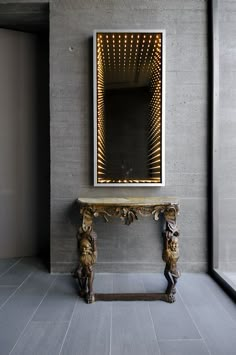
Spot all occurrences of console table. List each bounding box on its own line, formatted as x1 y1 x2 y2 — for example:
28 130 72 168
73 197 180 304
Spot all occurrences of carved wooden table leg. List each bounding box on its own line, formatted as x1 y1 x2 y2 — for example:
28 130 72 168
73 207 97 304
162 206 180 303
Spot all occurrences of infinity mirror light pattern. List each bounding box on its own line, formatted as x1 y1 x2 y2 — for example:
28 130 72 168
94 31 165 186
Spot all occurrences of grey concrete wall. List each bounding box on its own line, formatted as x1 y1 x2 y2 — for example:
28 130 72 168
218 0 236 271
0 29 38 257
49 0 208 273
0 0 208 272
0 2 50 262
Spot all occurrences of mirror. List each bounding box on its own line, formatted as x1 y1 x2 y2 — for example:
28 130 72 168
94 30 165 186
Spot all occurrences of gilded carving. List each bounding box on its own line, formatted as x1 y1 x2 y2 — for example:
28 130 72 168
162 206 180 302
73 227 97 304
80 207 94 232
80 204 179 227
120 208 138 225
75 198 180 304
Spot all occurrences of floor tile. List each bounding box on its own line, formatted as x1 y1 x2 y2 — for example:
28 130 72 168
60 300 111 355
111 301 160 355
0 257 43 286
197 273 236 321
0 270 55 355
0 258 235 355
10 321 68 355
0 286 17 307
93 273 113 293
112 273 145 293
179 274 236 355
142 273 167 293
159 339 209 355
149 292 201 340
33 275 77 322
0 258 20 275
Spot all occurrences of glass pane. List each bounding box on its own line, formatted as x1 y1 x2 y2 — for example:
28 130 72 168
218 0 236 290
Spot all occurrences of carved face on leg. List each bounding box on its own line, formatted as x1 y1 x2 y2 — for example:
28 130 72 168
80 238 92 255
169 236 179 253
164 206 177 223
80 238 96 266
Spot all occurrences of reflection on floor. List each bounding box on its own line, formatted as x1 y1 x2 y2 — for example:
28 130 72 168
222 272 236 291
0 257 235 355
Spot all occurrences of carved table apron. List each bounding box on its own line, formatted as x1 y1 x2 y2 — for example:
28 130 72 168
73 197 180 304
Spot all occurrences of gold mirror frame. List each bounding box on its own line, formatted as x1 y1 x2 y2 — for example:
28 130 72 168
94 30 165 186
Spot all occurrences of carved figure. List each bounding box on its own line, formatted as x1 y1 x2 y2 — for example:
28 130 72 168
162 206 180 302
74 228 97 303
162 234 180 302
75 199 180 304
164 206 179 235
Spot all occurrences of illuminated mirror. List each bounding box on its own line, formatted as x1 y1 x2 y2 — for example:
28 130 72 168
94 30 165 186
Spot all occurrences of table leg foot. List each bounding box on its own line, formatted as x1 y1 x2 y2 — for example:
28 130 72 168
165 293 176 303
86 293 95 304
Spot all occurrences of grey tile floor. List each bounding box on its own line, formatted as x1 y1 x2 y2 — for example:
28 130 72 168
0 257 235 355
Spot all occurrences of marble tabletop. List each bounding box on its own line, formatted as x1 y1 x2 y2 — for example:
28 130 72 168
78 197 179 206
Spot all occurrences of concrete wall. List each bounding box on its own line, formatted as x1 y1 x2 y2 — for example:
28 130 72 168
219 0 236 271
0 29 38 257
0 3 50 260
0 0 208 273
49 0 208 273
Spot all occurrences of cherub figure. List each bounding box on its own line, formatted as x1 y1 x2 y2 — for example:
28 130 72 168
162 234 180 302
